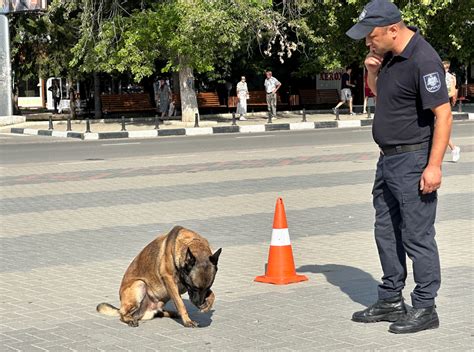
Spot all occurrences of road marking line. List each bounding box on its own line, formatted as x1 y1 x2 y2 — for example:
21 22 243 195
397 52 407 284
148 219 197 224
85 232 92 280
455 136 474 141
0 133 29 137
150 154 197 159
237 149 277 154
313 144 354 149
58 160 105 165
235 135 275 139
101 142 141 146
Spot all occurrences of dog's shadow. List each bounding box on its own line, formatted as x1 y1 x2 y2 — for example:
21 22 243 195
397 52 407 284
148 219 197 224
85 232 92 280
298 264 380 307
164 300 214 328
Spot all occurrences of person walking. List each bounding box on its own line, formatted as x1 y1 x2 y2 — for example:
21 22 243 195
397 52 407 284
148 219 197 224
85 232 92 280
443 60 461 162
264 71 281 121
236 76 249 121
333 67 356 119
346 0 452 334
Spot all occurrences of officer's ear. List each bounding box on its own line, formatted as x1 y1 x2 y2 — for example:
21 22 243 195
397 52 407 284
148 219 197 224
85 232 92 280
387 23 401 39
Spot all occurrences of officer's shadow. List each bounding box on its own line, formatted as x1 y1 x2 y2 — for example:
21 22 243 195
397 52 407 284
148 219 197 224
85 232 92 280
298 264 380 307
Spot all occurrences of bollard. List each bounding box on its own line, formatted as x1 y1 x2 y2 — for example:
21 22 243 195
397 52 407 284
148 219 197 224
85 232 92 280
302 108 307 122
48 115 54 130
154 114 160 129
267 112 272 124
121 116 126 131
194 113 199 127
367 106 371 119
67 115 72 131
335 109 340 121
232 112 236 126
85 118 91 133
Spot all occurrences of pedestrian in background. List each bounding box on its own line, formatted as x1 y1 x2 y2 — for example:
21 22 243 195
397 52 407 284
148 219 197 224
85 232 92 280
333 67 356 119
236 76 249 121
48 79 61 114
264 71 281 121
347 0 452 334
362 71 376 115
158 79 172 119
443 60 461 162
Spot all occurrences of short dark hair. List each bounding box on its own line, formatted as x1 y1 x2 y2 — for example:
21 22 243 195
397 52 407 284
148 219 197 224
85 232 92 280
346 66 352 71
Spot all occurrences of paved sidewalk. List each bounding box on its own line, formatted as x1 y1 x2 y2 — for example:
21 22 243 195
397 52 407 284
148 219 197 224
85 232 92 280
1 134 473 351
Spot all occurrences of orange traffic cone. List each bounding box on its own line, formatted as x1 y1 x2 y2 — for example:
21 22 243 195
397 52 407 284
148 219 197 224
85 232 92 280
255 197 308 285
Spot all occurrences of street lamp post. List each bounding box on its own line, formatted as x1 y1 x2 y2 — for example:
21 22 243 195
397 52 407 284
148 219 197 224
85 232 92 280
0 14 13 117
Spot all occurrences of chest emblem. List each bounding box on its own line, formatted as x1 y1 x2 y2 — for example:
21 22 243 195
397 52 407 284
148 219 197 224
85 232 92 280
423 72 441 93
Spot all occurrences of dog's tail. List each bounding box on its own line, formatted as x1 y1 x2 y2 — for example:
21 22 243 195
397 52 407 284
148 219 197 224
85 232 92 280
96 302 120 316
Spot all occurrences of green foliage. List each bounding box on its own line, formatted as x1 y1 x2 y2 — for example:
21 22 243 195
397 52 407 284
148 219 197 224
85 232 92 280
9 0 81 83
7 0 472 86
297 0 471 75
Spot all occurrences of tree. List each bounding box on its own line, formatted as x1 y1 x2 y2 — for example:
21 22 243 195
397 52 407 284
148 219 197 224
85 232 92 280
71 0 309 122
297 0 471 76
9 0 82 116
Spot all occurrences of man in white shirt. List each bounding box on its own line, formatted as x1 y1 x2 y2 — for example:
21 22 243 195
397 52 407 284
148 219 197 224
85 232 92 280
264 71 281 121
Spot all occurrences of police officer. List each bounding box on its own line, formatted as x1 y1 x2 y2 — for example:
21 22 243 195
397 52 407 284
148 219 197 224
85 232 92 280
346 0 452 334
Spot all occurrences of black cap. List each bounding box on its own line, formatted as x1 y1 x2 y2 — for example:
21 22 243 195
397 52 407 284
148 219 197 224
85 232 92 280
346 0 402 40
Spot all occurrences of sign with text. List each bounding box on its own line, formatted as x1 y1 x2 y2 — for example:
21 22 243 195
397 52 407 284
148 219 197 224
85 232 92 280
316 70 344 91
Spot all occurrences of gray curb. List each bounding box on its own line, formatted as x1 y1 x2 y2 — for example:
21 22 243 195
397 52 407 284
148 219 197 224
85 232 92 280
9 113 473 140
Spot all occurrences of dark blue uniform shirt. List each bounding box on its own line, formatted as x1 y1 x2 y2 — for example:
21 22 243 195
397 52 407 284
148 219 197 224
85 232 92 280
373 27 449 147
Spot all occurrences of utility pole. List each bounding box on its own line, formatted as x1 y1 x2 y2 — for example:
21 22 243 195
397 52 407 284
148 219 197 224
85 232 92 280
0 14 13 117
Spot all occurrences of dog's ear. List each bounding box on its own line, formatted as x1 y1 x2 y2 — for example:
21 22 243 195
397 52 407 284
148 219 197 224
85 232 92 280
209 248 222 266
184 248 196 271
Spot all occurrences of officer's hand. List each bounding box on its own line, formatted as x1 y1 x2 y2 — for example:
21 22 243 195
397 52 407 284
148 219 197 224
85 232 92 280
365 52 383 74
419 164 442 194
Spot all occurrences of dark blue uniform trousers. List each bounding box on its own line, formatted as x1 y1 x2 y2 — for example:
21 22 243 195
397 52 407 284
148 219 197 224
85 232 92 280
372 147 440 308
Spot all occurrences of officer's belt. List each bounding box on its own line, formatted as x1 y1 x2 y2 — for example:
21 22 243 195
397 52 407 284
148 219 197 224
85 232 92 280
380 142 430 156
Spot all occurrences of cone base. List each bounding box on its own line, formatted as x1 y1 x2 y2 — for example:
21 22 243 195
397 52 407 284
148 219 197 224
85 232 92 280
254 274 308 285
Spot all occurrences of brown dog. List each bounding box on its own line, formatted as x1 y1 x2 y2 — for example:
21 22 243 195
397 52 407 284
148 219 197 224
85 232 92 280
97 226 222 327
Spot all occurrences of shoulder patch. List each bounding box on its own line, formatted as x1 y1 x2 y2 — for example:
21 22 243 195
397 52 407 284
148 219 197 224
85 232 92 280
423 72 441 93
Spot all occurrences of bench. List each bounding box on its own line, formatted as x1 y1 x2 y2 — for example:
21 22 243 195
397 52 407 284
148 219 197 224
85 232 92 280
101 93 155 114
299 89 340 106
197 92 226 109
457 84 473 113
246 91 287 108
317 89 340 104
460 83 474 98
169 92 226 114
299 89 318 106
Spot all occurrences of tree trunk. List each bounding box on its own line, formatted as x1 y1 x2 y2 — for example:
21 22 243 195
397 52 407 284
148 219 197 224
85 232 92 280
94 72 102 119
68 78 77 119
178 56 199 123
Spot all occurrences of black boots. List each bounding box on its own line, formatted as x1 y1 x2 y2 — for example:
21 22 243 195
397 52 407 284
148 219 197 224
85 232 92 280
388 306 439 334
352 293 440 334
352 293 407 323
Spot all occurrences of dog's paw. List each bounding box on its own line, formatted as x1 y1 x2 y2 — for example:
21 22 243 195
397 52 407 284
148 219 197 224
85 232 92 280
199 302 212 313
183 319 199 328
200 292 215 312
127 320 139 328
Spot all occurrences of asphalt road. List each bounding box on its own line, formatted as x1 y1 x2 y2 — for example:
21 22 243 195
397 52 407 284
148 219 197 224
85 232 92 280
0 122 472 165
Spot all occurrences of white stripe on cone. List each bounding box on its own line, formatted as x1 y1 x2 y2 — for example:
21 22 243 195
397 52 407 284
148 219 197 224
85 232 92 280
270 228 291 246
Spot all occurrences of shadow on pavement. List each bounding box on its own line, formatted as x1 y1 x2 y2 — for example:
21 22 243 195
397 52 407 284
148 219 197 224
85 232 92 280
298 263 380 307
165 299 214 328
